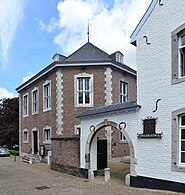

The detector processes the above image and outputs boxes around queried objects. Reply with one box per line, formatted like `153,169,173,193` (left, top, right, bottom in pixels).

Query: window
120,81,128,103
179,35,185,77
43,126,51,143
116,52,123,64
75,73,93,107
23,129,28,143
23,94,28,117
43,81,51,111
120,132,127,142
74,125,81,135
179,115,185,165
77,77,90,105
32,88,39,114
172,108,185,172
171,23,185,84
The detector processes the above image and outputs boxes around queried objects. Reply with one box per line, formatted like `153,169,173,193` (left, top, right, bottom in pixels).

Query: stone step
21,154,41,164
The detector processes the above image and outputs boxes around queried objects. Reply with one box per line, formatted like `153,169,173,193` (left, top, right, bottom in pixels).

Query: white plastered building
78,0,185,193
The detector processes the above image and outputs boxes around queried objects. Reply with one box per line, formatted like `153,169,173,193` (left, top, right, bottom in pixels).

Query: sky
0,0,152,99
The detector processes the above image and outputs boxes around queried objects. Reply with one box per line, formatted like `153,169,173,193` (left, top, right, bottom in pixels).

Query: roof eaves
77,104,141,119
16,60,136,92
16,62,56,92
130,0,158,46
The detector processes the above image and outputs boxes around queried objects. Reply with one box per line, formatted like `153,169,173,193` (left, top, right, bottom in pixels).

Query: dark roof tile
77,100,141,119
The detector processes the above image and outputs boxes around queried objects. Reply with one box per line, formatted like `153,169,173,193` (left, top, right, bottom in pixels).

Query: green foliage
0,97,19,147
10,150,19,156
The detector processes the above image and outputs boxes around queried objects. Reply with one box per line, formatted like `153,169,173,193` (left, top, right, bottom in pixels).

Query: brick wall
20,70,57,154
62,66,106,135
51,135,88,178
112,69,136,103
19,64,136,159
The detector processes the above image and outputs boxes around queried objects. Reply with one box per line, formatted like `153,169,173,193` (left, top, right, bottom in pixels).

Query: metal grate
35,186,50,190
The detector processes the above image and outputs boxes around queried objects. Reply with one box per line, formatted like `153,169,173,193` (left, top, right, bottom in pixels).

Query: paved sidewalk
0,156,182,195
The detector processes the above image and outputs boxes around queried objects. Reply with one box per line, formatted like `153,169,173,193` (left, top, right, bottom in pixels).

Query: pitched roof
130,0,158,46
16,41,136,92
77,100,141,119
65,42,110,61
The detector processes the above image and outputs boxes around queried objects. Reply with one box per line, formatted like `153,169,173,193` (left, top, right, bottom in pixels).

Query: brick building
16,41,136,163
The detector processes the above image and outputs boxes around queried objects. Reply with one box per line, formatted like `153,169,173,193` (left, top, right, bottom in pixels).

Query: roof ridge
65,41,110,61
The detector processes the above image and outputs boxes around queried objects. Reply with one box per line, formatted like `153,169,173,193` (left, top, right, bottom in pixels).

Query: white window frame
172,108,185,173
23,129,29,143
179,115,185,165
116,52,123,63
179,34,185,78
43,125,51,144
74,73,93,107
120,81,128,103
120,131,127,143
32,87,39,115
43,80,51,112
74,125,81,135
23,93,29,117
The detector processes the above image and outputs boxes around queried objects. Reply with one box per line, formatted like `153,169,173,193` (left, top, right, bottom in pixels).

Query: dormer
110,51,124,64
52,53,67,62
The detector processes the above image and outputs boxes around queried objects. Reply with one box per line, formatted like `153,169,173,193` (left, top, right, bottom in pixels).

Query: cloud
22,72,34,83
0,0,24,69
42,0,151,69
0,87,15,99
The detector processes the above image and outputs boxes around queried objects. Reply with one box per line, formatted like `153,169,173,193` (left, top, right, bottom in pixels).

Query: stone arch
85,119,136,178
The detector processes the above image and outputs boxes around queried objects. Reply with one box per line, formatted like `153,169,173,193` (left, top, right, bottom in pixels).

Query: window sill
120,140,128,144
23,115,29,118
75,104,93,108
43,108,51,112
23,141,28,144
43,141,51,144
32,112,39,115
137,133,163,139
172,163,185,173
172,77,185,85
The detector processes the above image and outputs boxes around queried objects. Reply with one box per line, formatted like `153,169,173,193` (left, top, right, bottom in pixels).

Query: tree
0,97,19,147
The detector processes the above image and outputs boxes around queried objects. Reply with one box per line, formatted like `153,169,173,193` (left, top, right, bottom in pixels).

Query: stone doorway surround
84,119,137,179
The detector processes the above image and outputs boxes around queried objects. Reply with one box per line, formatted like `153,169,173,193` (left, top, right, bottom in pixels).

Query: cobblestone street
0,156,182,195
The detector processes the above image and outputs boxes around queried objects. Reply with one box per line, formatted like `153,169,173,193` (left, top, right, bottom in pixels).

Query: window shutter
171,34,178,80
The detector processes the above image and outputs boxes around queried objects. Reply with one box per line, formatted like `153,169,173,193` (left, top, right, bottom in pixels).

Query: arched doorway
84,119,136,180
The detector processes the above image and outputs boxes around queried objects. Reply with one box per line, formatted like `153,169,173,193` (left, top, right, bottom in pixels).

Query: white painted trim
74,124,81,135
104,67,112,106
130,0,158,45
178,34,185,78
19,95,22,155
74,73,94,107
119,81,128,103
43,125,52,144
32,87,39,115
179,116,185,166
23,93,29,117
17,62,136,92
23,128,29,144
31,127,39,155
56,70,63,135
43,80,51,112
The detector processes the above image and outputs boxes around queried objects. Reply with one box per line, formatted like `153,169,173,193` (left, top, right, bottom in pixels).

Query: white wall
135,0,185,183
80,0,185,184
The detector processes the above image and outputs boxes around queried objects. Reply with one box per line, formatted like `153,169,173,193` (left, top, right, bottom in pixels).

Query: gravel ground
0,156,183,195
